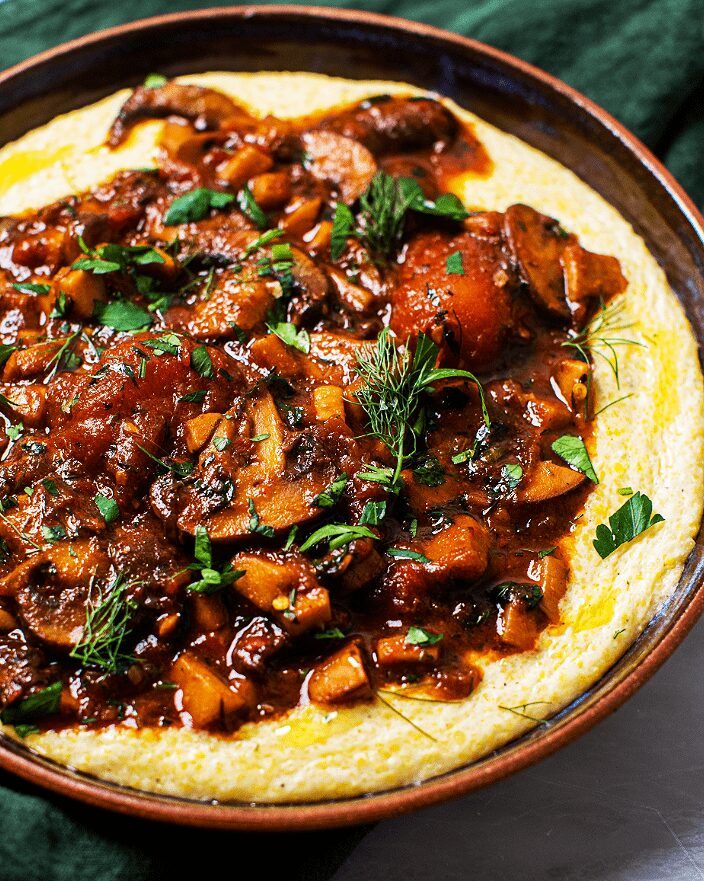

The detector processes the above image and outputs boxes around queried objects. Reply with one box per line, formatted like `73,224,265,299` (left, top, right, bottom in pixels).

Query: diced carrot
250,172,291,209
375,634,440,667
190,594,227,631
313,385,345,422
218,145,273,188
281,197,322,237
250,334,302,377
184,412,222,453
284,587,331,636
308,642,371,704
172,652,254,727
497,602,539,650
528,555,568,624
52,268,106,320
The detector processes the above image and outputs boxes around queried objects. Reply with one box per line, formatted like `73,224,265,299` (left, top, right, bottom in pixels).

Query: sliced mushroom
108,83,242,147
0,632,46,707
4,540,110,650
301,130,377,203
561,239,627,318
177,390,337,540
551,358,590,414
516,460,585,503
324,96,458,155
227,616,287,673
504,204,569,318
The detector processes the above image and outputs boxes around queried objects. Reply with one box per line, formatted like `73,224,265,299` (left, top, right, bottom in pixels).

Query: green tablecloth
0,1,701,877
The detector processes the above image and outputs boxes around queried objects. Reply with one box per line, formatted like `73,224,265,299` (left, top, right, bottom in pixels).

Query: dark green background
0,1,702,878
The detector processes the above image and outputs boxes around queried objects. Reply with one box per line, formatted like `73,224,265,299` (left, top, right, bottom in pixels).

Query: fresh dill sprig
356,172,417,258
70,574,138,672
374,690,438,742
354,329,488,490
562,300,644,409
330,171,470,261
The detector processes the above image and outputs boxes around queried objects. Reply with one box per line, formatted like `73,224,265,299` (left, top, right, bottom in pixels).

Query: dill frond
354,329,488,489
562,300,644,389
70,574,138,672
357,172,415,258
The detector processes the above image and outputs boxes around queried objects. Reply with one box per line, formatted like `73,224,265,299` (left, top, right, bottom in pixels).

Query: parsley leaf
501,462,523,491
359,500,387,525
1,681,62,726
178,390,207,403
387,548,430,562
12,282,50,296
164,188,235,225
412,454,445,487
186,525,245,593
314,628,345,640
247,498,275,538
136,443,194,478
190,345,214,378
405,626,443,646
593,491,664,559
551,434,598,483
267,321,310,354
299,523,377,554
445,251,464,275
41,525,67,544
237,186,268,229
94,494,120,524
313,473,349,509
0,344,16,368
74,240,165,275
94,299,153,331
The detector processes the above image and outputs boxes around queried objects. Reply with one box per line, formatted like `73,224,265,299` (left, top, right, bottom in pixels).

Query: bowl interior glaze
0,5,702,831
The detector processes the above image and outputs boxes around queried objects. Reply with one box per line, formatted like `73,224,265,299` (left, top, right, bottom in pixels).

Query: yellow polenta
1,72,702,803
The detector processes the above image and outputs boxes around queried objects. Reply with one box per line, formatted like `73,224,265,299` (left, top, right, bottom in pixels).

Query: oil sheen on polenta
1,72,701,803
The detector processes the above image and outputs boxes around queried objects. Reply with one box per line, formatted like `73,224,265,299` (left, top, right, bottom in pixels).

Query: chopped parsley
94,299,153,332
445,251,464,275
164,188,235,226
299,523,377,554
247,498,275,538
313,473,349,509
387,548,430,562
41,525,67,544
237,186,267,229
190,345,214,378
267,321,310,354
12,282,51,296
405,626,443,646
1,681,62,728
184,525,245,593
94,494,120,525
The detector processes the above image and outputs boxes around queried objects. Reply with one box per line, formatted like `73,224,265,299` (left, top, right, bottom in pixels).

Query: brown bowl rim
0,3,703,832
